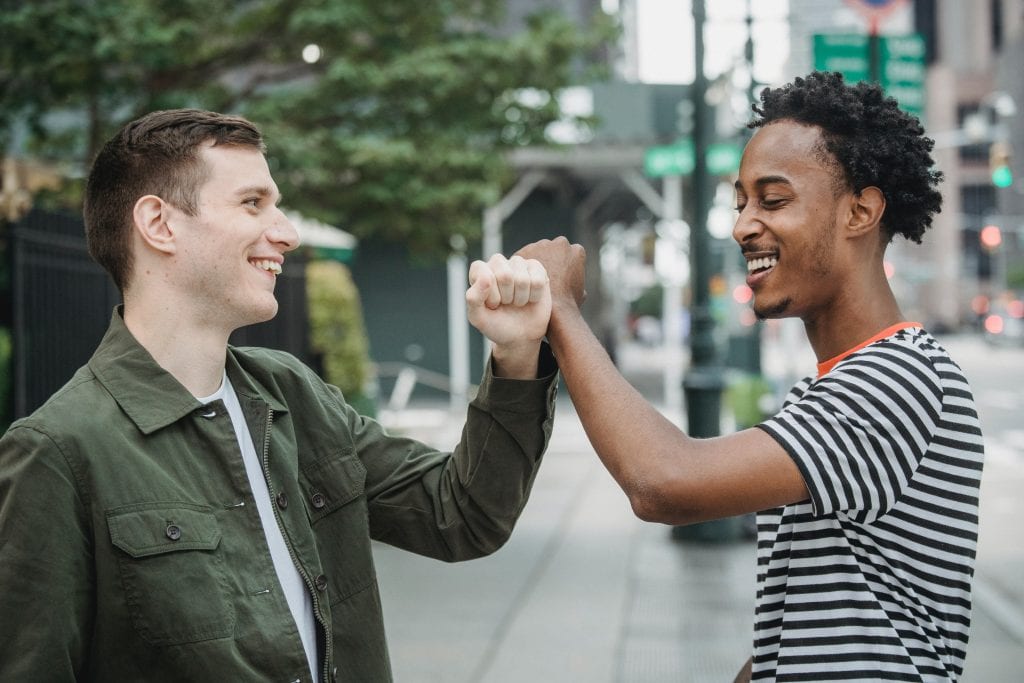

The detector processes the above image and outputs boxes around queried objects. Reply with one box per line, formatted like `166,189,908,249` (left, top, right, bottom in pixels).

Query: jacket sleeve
0,424,93,680
345,344,558,561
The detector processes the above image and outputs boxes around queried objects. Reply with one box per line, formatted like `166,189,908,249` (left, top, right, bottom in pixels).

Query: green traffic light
992,165,1013,188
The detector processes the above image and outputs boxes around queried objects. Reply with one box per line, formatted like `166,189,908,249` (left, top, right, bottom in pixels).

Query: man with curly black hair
518,71,984,681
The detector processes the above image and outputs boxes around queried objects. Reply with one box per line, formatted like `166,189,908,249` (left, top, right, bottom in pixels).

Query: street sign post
813,32,926,118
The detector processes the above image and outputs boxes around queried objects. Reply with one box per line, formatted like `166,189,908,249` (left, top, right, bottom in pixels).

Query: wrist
548,301,585,350
490,340,542,379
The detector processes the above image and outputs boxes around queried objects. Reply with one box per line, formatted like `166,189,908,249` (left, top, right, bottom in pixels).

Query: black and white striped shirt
754,327,984,681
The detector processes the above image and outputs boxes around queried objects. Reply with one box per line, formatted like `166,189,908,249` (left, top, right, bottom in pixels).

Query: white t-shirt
199,374,319,681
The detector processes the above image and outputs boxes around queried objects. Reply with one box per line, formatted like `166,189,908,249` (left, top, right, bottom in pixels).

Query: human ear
132,195,176,255
848,186,885,237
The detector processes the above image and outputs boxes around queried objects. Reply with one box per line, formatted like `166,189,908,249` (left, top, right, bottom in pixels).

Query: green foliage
724,373,772,429
305,259,374,415
630,285,663,319
1007,261,1024,291
1,0,616,258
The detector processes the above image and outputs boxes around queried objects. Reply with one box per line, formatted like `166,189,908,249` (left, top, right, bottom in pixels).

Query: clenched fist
466,254,551,378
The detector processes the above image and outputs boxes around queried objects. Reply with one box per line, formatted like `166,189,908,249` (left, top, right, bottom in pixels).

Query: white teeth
252,259,282,275
747,256,778,273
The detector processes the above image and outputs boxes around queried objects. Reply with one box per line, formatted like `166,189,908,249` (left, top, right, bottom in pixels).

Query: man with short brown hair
0,108,558,682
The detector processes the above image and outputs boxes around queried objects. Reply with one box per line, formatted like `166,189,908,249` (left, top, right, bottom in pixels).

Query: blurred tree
0,0,613,257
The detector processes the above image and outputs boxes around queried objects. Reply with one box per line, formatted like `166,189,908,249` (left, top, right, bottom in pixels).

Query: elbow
628,493,666,524
624,477,703,526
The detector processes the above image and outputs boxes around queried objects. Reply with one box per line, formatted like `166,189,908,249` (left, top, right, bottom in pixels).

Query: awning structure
286,211,357,262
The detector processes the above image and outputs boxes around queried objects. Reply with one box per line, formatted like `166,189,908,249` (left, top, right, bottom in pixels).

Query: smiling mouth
746,255,778,275
251,259,282,276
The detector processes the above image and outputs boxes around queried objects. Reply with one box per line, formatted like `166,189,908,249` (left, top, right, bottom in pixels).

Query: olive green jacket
0,310,558,682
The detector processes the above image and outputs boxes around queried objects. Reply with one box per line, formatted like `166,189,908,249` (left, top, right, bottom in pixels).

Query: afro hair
750,71,942,244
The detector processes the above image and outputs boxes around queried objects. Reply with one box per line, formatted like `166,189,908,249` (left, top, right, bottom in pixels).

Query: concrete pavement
374,398,755,683
372,330,1023,682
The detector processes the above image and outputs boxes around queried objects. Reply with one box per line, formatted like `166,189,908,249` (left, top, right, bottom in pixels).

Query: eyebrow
234,185,283,205
735,175,792,193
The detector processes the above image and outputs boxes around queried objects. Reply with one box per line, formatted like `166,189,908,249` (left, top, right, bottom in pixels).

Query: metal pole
447,246,469,411
868,15,881,83
682,0,724,440
743,0,762,376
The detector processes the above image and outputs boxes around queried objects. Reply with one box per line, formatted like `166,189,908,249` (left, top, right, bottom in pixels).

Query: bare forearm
514,237,807,524
547,304,696,519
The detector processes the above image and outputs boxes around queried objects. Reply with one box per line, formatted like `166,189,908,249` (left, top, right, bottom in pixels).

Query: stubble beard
751,210,837,322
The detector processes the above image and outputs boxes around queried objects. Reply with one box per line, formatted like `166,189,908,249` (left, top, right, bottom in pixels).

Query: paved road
945,334,1024,682
372,330,1023,682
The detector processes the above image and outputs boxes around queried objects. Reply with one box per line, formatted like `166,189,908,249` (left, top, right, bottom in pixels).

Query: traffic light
980,224,1002,250
989,141,1013,188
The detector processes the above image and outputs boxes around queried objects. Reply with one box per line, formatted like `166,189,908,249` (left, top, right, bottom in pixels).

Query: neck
123,293,231,397
803,281,905,362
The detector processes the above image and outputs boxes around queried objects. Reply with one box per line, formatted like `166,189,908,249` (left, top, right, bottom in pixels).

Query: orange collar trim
816,322,922,378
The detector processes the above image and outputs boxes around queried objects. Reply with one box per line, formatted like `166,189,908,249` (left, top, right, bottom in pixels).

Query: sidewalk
373,397,756,683
371,333,1023,682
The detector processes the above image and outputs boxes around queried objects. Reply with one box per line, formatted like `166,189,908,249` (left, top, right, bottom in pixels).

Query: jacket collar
89,307,288,435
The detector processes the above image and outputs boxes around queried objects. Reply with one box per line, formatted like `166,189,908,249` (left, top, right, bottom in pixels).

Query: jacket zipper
261,407,334,683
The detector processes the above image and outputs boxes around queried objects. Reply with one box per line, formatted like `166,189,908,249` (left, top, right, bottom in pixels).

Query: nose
268,208,300,252
731,206,763,246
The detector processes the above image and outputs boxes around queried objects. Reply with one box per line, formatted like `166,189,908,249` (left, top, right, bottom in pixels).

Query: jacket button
311,492,326,509
276,491,288,510
165,524,182,541
314,574,328,592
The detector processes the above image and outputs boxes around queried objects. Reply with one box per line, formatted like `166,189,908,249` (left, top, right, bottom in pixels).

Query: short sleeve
758,340,943,522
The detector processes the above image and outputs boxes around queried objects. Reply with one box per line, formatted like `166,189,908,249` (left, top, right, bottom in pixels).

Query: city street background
374,331,1024,682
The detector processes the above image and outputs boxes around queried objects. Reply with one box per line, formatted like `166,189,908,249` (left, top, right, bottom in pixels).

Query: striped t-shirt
753,327,985,681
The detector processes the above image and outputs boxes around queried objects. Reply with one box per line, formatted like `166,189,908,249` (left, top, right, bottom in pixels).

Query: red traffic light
980,225,1002,250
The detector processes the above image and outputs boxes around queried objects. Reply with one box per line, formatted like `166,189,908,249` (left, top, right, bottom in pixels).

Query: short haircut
84,109,266,292
750,71,942,244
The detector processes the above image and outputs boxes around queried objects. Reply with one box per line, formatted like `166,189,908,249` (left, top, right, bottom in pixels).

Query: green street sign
707,142,743,175
813,34,871,82
813,33,925,118
879,34,926,116
644,140,743,178
644,140,694,177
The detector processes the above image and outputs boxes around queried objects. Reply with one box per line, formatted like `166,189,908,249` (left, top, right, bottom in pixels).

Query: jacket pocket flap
301,454,366,519
108,504,221,558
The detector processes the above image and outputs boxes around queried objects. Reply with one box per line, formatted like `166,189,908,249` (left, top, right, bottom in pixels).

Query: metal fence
8,208,309,419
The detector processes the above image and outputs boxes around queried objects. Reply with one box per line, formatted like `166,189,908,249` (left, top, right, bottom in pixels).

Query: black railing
7,208,309,420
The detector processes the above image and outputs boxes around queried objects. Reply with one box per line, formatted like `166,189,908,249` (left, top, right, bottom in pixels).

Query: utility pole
742,0,763,376
674,0,731,543
682,0,724,442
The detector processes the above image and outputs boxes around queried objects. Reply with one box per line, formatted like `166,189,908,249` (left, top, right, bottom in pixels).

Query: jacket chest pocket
300,454,375,605
107,503,234,646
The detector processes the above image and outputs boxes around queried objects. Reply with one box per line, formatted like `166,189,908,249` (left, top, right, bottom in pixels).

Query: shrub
305,260,375,416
